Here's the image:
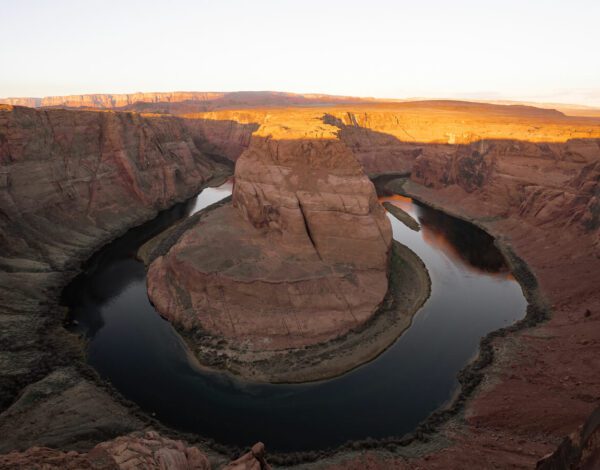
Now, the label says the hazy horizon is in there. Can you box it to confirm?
[2,0,599,107]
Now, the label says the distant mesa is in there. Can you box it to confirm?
[3,90,600,118]
[0,90,378,112]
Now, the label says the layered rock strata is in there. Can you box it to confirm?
[1,99,599,468]
[186,102,600,174]
[147,135,392,352]
[0,431,270,470]
[0,105,227,441]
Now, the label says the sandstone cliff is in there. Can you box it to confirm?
[0,105,227,438]
[147,134,392,352]
[183,101,600,172]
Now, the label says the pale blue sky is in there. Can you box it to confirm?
[1,0,599,105]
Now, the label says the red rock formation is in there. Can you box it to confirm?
[0,104,225,429]
[0,431,270,470]
[0,105,221,312]
[182,101,600,175]
[1,98,599,468]
[536,405,600,469]
[223,442,271,470]
[186,101,599,468]
[147,135,392,351]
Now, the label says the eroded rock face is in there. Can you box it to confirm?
[0,431,270,469]
[147,136,392,350]
[0,104,224,425]
[410,138,600,232]
[536,405,600,470]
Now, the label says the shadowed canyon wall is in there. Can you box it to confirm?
[0,105,232,446]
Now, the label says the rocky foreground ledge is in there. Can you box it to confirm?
[0,431,270,469]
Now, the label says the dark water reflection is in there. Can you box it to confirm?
[63,184,526,453]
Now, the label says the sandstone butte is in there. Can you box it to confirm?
[1,96,600,469]
[146,122,393,351]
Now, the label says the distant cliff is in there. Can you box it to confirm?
[0,91,376,111]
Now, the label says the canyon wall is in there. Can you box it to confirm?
[184,101,600,171]
[0,105,222,291]
[0,105,228,445]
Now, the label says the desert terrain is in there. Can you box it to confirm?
[0,92,598,468]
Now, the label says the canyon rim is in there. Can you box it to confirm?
[1,1,600,468]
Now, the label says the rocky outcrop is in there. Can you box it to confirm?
[0,367,144,453]
[410,138,600,231]
[223,442,271,470]
[0,105,227,437]
[147,135,392,353]
[0,431,270,469]
[536,405,600,470]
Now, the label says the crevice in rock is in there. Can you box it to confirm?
[296,196,322,261]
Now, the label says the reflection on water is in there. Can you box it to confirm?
[63,185,526,453]
[380,195,510,277]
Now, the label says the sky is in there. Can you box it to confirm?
[1,0,599,106]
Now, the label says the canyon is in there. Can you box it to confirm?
[0,94,599,468]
